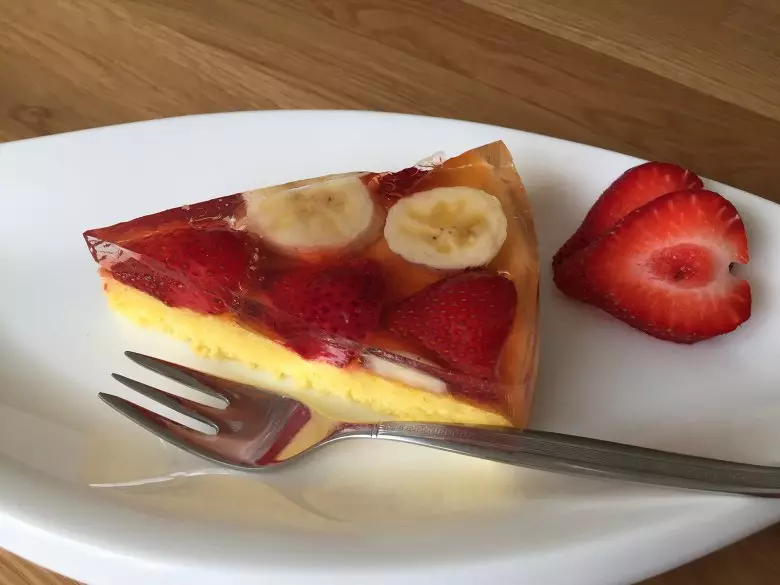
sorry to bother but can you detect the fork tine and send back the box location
[124,352,231,406]
[111,373,220,433]
[98,393,237,468]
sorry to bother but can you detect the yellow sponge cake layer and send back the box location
[104,277,511,426]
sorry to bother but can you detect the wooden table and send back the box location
[2,1,779,583]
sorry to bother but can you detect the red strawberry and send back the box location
[254,306,358,367]
[265,260,385,366]
[110,228,254,314]
[553,162,703,267]
[387,271,517,379]
[554,189,750,344]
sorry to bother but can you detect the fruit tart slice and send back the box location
[84,141,540,427]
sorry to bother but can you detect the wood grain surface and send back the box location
[1,0,779,583]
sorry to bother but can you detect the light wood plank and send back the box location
[0,551,77,585]
[469,0,780,122]
[2,0,780,199]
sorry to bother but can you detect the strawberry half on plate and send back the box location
[554,188,751,344]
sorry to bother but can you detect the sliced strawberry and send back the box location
[555,189,751,344]
[110,228,255,314]
[258,309,358,367]
[553,162,703,267]
[387,270,517,379]
[264,260,385,366]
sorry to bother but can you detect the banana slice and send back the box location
[384,187,508,270]
[243,175,376,253]
[363,352,448,394]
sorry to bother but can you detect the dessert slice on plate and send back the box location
[84,142,540,427]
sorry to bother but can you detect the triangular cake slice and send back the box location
[84,142,540,426]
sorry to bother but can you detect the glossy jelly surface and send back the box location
[84,142,540,424]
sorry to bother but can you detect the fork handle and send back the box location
[368,422,780,496]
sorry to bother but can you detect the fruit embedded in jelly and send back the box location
[242,299,360,367]
[84,194,244,253]
[242,175,381,258]
[103,228,257,314]
[254,259,385,366]
[267,259,385,340]
[387,270,518,379]
[383,186,508,270]
[361,345,509,408]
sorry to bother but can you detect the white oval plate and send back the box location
[2,111,780,585]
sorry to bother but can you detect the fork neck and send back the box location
[331,421,380,439]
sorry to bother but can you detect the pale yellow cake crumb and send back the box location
[103,278,511,426]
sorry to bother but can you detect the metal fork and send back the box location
[99,351,780,496]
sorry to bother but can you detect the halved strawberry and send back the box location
[555,189,751,344]
[387,270,517,379]
[252,305,358,367]
[553,162,703,267]
[264,259,385,366]
[109,228,255,314]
